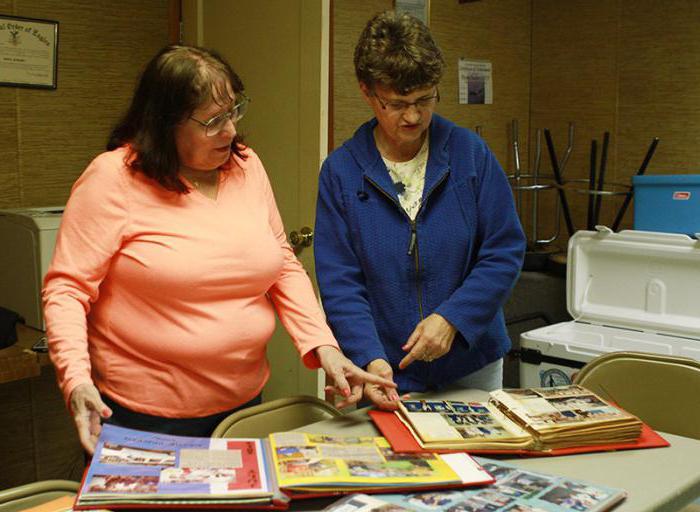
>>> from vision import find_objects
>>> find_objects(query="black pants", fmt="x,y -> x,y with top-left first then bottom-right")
101,394 -> 262,437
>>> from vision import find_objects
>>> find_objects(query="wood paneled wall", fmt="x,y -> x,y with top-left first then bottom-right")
332,0 -> 531,168
4,1 -> 699,239
430,0 -> 531,169
531,0 -> 700,243
333,0 -> 700,249
0,1 -> 170,209
332,0 -> 393,148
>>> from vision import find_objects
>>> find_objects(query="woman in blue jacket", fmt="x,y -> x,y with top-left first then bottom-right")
314,11 -> 526,410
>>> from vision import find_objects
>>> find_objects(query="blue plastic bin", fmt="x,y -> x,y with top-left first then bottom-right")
633,174 -> 700,236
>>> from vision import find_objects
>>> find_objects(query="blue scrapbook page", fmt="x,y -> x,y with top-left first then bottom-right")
78,424 -> 271,500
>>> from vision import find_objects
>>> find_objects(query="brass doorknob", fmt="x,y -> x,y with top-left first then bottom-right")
289,226 -> 313,248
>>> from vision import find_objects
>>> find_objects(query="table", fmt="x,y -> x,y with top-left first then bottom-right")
291,389 -> 700,511
0,325 -> 83,488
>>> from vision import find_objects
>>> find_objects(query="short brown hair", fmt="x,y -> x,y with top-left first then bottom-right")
354,11 -> 444,95
108,45 -> 247,193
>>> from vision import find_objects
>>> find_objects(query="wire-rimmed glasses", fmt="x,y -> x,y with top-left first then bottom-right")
374,89 -> 439,115
190,94 -> 251,136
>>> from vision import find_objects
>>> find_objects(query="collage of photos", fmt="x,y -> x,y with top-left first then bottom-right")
78,424 -> 270,504
90,442 -> 258,495
496,386 -> 631,428
399,399 -> 524,444
272,434 -> 440,482
335,459 -> 625,512
269,432 -> 466,490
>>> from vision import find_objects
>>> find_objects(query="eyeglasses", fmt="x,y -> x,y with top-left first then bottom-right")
373,89 -> 440,114
189,94 -> 251,136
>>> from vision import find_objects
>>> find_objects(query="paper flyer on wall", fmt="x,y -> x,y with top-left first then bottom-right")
458,58 -> 493,104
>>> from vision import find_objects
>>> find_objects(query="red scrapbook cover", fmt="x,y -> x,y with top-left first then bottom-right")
369,410 -> 670,456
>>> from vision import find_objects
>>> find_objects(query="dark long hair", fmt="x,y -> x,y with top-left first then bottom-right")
108,45 -> 247,193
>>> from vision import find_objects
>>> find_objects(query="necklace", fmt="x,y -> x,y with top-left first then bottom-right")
184,170 -> 219,190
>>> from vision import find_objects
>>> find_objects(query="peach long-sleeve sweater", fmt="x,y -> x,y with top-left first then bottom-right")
43,146 -> 337,417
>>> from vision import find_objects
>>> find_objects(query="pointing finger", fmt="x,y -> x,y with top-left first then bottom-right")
399,351 -> 419,369
349,366 -> 396,388
402,326 -> 422,351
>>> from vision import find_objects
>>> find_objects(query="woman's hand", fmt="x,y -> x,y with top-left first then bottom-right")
69,382 -> 112,455
399,313 -> 457,369
364,359 -> 407,411
316,346 -> 396,408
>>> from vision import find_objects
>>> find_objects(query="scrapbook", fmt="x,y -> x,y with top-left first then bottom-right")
72,424 -> 494,510
372,385 -> 668,455
322,457 -> 627,512
394,385 -> 643,451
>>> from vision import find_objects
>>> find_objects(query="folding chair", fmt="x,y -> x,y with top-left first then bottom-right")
211,395 -> 342,438
0,480 -> 78,512
573,351 -> 700,440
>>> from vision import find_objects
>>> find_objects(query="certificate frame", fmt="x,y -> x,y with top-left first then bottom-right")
0,14 -> 59,89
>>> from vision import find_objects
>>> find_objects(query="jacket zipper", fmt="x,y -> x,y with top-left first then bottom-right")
364,171 -> 449,322
408,219 -> 424,320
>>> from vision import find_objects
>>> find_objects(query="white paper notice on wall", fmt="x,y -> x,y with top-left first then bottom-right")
395,0 -> 430,26
459,58 -> 493,104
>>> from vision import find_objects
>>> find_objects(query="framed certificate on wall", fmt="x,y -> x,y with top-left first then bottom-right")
0,14 -> 58,89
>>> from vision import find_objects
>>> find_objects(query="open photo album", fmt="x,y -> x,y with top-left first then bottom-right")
322,458 -> 627,512
395,385 -> 643,452
72,424 -> 494,510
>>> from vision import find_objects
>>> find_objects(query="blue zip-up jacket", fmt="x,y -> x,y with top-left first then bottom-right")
314,114 -> 526,392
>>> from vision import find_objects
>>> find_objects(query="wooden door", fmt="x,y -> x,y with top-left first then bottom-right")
181,0 -> 330,401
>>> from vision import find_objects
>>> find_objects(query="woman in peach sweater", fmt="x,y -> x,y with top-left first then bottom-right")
43,45 -> 392,454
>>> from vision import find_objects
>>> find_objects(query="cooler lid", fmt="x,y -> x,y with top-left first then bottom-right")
633,174 -> 700,186
567,228 -> 700,339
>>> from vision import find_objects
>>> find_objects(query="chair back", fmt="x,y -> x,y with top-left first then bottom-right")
0,480 -> 79,512
573,351 -> 700,440
211,395 -> 342,438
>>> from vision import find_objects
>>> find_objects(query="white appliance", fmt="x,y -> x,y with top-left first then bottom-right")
0,206 -> 64,330
520,228 -> 700,387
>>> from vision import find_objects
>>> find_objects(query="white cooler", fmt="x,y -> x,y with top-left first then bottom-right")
519,228 -> 700,388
